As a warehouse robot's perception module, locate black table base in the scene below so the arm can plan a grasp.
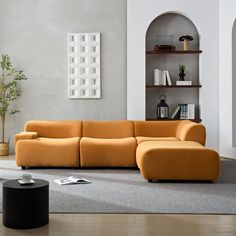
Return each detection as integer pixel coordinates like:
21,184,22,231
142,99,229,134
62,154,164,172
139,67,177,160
2,179,49,229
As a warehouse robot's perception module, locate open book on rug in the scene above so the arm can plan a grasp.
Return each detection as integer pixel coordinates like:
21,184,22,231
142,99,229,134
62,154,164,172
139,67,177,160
54,176,91,185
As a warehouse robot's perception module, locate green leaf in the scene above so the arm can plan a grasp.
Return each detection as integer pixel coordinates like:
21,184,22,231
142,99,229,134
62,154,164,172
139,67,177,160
0,53,28,142
10,110,20,115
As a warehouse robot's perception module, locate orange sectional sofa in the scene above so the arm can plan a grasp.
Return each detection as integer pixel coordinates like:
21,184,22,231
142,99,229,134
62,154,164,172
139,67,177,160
15,120,220,181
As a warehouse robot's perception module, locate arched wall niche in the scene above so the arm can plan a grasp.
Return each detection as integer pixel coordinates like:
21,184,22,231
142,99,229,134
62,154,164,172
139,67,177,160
145,11,201,44
145,13,201,120
127,0,219,150
232,19,236,147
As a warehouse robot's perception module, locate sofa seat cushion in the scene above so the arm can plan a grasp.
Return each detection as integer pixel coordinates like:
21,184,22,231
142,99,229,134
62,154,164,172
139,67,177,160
15,137,80,167
136,136,179,144
136,141,220,181
80,137,137,167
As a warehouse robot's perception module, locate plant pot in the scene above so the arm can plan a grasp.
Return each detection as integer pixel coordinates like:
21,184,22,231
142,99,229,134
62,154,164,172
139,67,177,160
0,143,9,156
179,73,185,81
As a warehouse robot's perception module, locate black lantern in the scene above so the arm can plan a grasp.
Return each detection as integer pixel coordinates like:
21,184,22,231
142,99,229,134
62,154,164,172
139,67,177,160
157,95,169,119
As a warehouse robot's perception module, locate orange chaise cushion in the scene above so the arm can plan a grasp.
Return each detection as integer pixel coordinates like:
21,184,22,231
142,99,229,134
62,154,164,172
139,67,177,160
136,141,220,181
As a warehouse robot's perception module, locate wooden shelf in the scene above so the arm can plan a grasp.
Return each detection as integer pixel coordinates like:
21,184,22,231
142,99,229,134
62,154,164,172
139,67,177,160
146,85,202,88
146,118,202,123
146,50,202,55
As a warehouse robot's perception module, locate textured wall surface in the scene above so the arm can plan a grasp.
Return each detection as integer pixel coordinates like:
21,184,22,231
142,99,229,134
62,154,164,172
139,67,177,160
233,20,236,148
219,0,236,158
0,0,127,152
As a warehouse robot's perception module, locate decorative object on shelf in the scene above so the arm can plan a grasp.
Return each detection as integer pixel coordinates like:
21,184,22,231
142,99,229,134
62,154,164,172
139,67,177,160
0,54,28,156
68,33,101,99
146,50,202,54
176,80,192,86
154,45,176,51
179,35,193,51
154,69,172,86
178,64,186,81
157,95,169,119
154,35,175,51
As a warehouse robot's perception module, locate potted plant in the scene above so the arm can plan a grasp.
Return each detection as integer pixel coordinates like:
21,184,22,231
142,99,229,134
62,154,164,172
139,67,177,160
0,54,27,156
178,64,186,81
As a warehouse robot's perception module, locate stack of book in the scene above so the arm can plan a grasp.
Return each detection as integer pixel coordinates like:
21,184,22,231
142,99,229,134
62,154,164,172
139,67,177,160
171,104,195,120
176,81,192,86
154,69,172,85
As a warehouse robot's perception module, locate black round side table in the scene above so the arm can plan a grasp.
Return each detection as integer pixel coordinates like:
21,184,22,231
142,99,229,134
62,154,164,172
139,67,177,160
2,179,49,229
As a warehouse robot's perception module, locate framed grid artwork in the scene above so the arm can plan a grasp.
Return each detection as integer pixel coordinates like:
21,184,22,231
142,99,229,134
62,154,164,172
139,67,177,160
68,33,101,99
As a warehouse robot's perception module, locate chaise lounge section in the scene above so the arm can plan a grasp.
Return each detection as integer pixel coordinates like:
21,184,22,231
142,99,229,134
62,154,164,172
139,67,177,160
14,120,220,181
136,141,220,181
134,120,219,181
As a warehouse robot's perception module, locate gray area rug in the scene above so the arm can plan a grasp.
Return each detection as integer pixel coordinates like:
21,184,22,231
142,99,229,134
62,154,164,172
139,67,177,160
0,159,236,214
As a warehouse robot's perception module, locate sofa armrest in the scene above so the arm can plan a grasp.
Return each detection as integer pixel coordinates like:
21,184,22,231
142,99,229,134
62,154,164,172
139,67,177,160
14,132,38,145
176,120,206,145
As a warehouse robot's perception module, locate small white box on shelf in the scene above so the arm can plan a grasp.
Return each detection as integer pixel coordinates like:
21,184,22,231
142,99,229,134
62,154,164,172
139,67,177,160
176,81,192,86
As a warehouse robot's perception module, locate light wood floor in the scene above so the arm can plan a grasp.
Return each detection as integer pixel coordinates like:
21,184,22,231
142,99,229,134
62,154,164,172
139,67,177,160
0,214,236,236
1,156,236,235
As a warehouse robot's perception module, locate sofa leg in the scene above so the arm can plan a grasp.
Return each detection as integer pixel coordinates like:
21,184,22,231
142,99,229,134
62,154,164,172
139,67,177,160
148,179,153,183
21,166,26,170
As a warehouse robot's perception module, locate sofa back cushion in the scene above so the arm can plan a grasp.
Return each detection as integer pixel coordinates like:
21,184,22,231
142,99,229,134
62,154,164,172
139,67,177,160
82,120,134,138
25,120,82,138
134,121,181,137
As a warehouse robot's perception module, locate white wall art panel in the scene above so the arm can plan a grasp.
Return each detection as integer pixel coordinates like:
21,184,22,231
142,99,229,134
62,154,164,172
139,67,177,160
68,33,101,99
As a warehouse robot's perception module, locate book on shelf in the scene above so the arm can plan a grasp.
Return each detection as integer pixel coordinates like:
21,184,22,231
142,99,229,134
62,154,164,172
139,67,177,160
179,104,195,119
164,70,172,85
154,69,162,85
153,69,172,85
187,104,195,119
179,104,188,119
171,104,195,120
176,81,192,86
162,70,167,85
170,105,180,119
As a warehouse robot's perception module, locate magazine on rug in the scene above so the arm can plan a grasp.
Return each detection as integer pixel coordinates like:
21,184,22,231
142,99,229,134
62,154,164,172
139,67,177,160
54,176,91,185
